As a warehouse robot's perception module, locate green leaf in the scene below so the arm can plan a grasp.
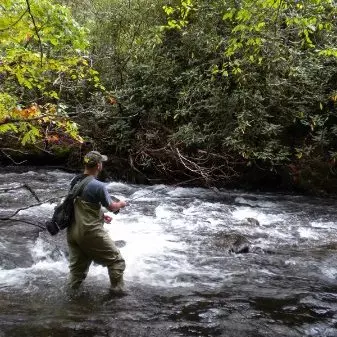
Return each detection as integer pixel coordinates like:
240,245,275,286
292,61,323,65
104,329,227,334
0,123,18,133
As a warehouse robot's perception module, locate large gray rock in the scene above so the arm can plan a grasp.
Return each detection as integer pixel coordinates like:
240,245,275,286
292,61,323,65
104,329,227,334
241,217,260,226
213,232,251,254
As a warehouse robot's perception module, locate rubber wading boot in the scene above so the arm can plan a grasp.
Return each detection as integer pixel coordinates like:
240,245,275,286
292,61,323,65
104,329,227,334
109,278,127,297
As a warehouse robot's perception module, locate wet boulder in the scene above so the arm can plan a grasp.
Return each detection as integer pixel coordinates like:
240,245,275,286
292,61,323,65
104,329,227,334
241,217,260,226
213,232,251,254
115,240,126,248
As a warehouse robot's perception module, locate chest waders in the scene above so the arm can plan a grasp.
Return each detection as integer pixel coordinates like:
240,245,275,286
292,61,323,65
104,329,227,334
67,196,125,290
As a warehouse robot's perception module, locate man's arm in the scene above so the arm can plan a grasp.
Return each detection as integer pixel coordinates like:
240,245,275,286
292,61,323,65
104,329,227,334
108,200,127,213
99,184,127,213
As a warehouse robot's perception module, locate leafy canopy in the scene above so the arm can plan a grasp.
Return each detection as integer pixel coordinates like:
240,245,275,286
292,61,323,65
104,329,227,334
0,0,102,147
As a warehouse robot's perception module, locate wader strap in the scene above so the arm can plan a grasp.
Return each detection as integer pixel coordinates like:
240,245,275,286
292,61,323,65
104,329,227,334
71,175,94,198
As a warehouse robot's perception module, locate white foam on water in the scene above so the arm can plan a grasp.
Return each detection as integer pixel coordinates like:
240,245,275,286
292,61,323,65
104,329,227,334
284,259,297,266
234,197,277,208
31,259,68,273
231,207,286,225
258,268,277,276
311,221,337,229
182,202,202,216
0,235,69,288
106,181,132,190
127,189,162,202
298,228,319,239
202,218,224,231
229,206,295,243
0,202,196,289
0,260,68,288
154,204,175,220
167,186,212,198
0,268,29,287
18,202,57,217
30,237,50,261
3,171,337,293
320,266,337,279
42,170,72,178
102,209,192,287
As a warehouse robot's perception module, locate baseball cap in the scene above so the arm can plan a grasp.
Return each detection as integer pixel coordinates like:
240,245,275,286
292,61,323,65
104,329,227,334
83,151,108,166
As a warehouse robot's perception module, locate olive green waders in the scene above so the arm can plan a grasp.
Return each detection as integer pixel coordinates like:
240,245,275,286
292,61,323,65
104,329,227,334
67,197,125,289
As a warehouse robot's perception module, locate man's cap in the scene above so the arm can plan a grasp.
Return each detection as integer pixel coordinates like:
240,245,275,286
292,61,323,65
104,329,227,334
84,151,108,166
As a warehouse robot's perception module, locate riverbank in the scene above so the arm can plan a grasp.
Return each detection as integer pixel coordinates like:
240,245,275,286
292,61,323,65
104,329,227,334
1,159,337,200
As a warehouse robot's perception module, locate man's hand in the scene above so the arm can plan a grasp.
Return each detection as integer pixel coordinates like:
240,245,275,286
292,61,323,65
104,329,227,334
118,200,127,208
104,214,112,224
109,200,127,213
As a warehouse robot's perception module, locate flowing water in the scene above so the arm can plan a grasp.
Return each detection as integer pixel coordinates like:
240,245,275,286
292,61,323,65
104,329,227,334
1,169,337,337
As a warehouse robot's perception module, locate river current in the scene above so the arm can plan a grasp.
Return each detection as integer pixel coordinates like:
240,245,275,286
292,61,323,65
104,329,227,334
1,169,337,337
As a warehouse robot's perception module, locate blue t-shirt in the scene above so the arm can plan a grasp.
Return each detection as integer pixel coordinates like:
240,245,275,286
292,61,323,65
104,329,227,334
70,174,113,208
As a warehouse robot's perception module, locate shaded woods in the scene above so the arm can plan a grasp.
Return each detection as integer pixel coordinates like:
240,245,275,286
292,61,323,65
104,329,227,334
1,0,337,194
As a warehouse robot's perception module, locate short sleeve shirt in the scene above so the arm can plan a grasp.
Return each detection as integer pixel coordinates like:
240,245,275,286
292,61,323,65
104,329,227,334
70,174,113,208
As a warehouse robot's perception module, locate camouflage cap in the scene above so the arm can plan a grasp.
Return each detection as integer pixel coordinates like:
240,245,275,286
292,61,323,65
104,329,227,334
84,151,108,166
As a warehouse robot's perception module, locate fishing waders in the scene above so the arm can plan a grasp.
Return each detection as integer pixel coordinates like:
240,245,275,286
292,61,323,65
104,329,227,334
67,197,125,292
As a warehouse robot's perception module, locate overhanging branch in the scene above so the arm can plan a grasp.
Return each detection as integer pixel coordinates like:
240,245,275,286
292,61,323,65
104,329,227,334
0,8,28,32
25,0,43,66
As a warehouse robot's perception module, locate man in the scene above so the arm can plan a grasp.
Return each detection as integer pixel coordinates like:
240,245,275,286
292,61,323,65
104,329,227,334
67,150,127,294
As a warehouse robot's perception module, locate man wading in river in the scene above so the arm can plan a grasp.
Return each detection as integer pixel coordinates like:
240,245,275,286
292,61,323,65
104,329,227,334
67,151,127,295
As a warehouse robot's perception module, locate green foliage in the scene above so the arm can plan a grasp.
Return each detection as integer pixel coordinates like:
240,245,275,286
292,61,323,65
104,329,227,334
217,0,337,166
107,0,336,186
0,0,103,149
162,0,194,30
6,0,336,191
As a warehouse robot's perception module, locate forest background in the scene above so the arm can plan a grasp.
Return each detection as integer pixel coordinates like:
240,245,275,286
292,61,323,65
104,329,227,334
1,0,337,195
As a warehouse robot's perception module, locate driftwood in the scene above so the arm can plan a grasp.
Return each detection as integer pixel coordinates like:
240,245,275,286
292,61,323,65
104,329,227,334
0,184,64,230
0,196,62,221
1,218,45,230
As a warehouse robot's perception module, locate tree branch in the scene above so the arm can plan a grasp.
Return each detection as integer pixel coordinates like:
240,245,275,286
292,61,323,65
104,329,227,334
0,150,27,165
0,8,28,32
0,218,45,230
0,147,28,154
0,196,64,220
0,183,41,202
23,183,40,202
0,114,69,126
25,0,43,66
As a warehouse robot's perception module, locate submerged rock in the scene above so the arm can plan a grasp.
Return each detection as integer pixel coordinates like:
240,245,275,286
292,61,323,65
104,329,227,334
213,232,251,254
241,217,260,226
115,240,126,248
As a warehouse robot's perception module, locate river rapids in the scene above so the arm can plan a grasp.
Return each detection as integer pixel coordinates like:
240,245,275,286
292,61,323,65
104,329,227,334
1,169,337,337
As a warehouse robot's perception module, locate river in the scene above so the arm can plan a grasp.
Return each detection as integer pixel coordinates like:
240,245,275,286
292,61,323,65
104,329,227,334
1,168,337,337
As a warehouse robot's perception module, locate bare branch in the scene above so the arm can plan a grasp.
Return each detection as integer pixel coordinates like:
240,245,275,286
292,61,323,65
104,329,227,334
0,114,70,126
0,218,45,230
0,196,64,220
0,147,28,154
1,150,27,165
23,183,40,202
0,183,40,202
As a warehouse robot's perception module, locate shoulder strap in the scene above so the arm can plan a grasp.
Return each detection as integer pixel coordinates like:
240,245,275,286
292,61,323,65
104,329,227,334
70,175,94,198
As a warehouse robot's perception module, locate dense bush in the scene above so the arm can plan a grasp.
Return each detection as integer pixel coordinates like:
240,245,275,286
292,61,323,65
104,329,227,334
2,0,337,193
